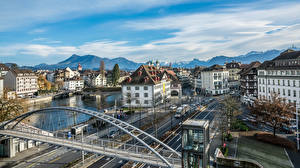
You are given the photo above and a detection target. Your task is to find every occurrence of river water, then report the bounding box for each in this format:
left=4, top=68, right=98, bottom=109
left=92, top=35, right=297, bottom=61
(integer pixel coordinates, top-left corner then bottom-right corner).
left=25, top=93, right=121, bottom=131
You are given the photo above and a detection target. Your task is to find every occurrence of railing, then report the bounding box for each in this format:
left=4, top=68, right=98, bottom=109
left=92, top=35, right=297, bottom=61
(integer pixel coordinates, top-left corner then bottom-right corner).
left=1, top=127, right=181, bottom=167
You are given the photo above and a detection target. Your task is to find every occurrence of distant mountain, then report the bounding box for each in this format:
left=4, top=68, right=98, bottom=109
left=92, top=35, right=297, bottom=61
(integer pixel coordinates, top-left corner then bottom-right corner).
left=32, top=54, right=141, bottom=70
left=171, top=49, right=286, bottom=68
left=26, top=47, right=300, bottom=70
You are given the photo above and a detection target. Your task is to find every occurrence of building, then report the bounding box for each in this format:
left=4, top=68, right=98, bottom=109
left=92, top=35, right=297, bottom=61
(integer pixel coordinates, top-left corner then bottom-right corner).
left=91, top=73, right=106, bottom=87
left=0, top=63, right=9, bottom=77
left=121, top=65, right=171, bottom=107
left=64, top=67, right=80, bottom=79
left=182, top=119, right=210, bottom=168
left=163, top=69, right=182, bottom=97
left=175, top=68, right=191, bottom=87
left=77, top=63, right=82, bottom=71
left=191, top=67, right=204, bottom=94
left=0, top=78, right=3, bottom=98
left=201, top=64, right=229, bottom=95
left=225, top=61, right=241, bottom=91
left=239, top=61, right=261, bottom=105
left=257, top=50, right=300, bottom=107
left=63, top=77, right=84, bottom=91
left=4, top=69, right=38, bottom=98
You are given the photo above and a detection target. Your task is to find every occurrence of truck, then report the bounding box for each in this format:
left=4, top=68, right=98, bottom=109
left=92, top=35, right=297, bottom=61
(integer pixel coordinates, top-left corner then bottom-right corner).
left=175, top=105, right=190, bottom=118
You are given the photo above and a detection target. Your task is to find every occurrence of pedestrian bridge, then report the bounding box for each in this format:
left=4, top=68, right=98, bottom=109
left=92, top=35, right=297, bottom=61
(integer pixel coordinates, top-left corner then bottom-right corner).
left=0, top=107, right=181, bottom=168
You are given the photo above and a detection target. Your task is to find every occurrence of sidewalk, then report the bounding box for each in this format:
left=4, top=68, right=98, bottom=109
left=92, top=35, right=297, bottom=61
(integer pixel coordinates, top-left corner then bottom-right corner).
left=0, top=143, right=51, bottom=168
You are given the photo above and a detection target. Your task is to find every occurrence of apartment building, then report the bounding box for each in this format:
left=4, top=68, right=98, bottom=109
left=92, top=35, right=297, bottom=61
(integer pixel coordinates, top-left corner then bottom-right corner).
left=121, top=65, right=171, bottom=107
left=201, top=64, right=229, bottom=95
left=239, top=61, right=261, bottom=104
left=225, top=61, right=241, bottom=91
left=257, top=50, right=300, bottom=107
left=4, top=69, right=38, bottom=98
left=63, top=77, right=84, bottom=91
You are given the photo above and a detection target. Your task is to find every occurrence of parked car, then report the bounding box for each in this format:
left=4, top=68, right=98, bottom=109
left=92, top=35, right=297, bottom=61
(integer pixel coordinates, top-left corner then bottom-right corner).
left=170, top=105, right=177, bottom=111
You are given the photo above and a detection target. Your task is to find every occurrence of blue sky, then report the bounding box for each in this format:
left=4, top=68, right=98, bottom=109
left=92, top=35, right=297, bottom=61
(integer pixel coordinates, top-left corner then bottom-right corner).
left=1, top=0, right=300, bottom=66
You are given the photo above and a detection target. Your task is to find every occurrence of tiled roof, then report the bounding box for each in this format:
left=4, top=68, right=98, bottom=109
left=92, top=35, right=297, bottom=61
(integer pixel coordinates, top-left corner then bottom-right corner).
left=239, top=61, right=261, bottom=75
left=272, top=49, right=300, bottom=61
left=122, top=65, right=169, bottom=85
left=202, top=64, right=225, bottom=71
left=11, top=69, right=36, bottom=76
left=0, top=64, right=9, bottom=71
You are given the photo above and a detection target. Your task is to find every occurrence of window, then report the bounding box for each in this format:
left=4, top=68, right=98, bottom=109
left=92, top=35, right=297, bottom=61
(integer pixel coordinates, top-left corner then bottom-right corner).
left=268, top=88, right=270, bottom=93
left=283, top=80, right=285, bottom=86
left=144, top=86, right=148, bottom=90
left=283, top=89, right=285, bottom=96
left=288, top=89, right=291, bottom=96
left=144, top=93, right=148, bottom=97
left=126, top=86, right=131, bottom=90
left=293, top=80, right=296, bottom=87
left=273, top=88, right=275, bottom=93
left=144, top=100, right=149, bottom=104
left=294, top=90, right=296, bottom=97
left=273, top=80, right=275, bottom=85
left=268, top=79, right=270, bottom=85
left=136, top=100, right=140, bottom=104
left=259, top=79, right=261, bottom=84
left=262, top=79, right=265, bottom=84
left=135, top=93, right=139, bottom=97
left=135, top=86, right=139, bottom=90
left=278, top=80, right=280, bottom=85
left=259, top=87, right=261, bottom=92
left=263, top=87, right=265, bottom=93
left=278, top=88, right=280, bottom=94
left=288, top=80, right=290, bottom=86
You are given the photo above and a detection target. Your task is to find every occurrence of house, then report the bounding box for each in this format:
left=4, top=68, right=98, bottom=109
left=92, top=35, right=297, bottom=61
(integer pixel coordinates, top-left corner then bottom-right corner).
left=201, top=64, right=229, bottom=95
left=64, top=67, right=80, bottom=79
left=63, top=77, right=84, bottom=91
left=121, top=64, right=171, bottom=107
left=0, top=63, right=9, bottom=77
left=239, top=61, right=261, bottom=105
left=91, top=73, right=106, bottom=87
left=4, top=69, right=38, bottom=98
left=191, top=66, right=204, bottom=94
left=257, top=49, right=300, bottom=108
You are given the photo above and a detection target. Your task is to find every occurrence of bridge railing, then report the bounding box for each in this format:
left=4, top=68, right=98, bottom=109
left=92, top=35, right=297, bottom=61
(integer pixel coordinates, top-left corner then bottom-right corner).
left=9, top=126, right=181, bottom=166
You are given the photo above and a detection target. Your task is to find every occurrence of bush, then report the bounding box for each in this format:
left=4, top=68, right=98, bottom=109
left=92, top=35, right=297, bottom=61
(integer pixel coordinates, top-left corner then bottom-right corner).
left=232, top=120, right=249, bottom=131
left=255, top=133, right=296, bottom=150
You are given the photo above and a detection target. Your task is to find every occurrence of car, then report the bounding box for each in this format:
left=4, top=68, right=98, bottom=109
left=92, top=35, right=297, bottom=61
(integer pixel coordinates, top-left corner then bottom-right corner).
left=170, top=105, right=177, bottom=111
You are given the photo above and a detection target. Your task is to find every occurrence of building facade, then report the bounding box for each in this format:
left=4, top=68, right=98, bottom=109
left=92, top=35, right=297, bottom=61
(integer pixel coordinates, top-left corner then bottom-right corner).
left=201, top=65, right=229, bottom=95
left=121, top=65, right=171, bottom=107
left=4, top=69, right=38, bottom=98
left=225, top=61, right=241, bottom=91
left=0, top=78, right=3, bottom=98
left=0, top=64, right=9, bottom=77
left=63, top=77, right=84, bottom=91
left=258, top=50, right=300, bottom=108
left=91, top=73, right=106, bottom=87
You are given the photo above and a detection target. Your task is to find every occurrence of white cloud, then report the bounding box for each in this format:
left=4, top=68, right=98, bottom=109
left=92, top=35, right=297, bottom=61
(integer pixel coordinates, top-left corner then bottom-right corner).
left=0, top=0, right=193, bottom=31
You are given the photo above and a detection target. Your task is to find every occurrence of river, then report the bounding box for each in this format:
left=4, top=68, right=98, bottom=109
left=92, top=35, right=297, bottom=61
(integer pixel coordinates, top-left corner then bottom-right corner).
left=24, top=92, right=121, bottom=131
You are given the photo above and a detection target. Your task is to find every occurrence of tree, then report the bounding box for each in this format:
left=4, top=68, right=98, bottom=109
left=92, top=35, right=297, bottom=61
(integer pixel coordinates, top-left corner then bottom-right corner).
left=221, top=95, right=241, bottom=131
left=111, top=64, right=120, bottom=86
left=0, top=98, right=23, bottom=122
left=250, top=94, right=295, bottom=136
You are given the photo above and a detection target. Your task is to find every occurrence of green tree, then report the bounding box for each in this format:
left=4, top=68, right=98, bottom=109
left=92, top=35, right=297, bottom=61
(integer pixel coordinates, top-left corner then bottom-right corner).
left=111, top=64, right=120, bottom=86
left=0, top=98, right=23, bottom=122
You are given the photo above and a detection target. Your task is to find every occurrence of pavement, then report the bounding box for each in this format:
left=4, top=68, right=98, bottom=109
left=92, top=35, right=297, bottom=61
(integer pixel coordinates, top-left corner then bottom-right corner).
left=0, top=143, right=51, bottom=168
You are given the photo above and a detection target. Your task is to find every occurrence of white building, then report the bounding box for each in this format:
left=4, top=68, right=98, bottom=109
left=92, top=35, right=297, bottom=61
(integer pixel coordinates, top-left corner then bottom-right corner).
left=201, top=64, right=229, bottom=95
left=258, top=50, right=300, bottom=107
left=121, top=65, right=171, bottom=107
left=91, top=73, right=106, bottom=87
left=4, top=69, right=38, bottom=98
left=64, top=67, right=80, bottom=79
left=63, top=77, right=84, bottom=91
left=0, top=78, right=3, bottom=98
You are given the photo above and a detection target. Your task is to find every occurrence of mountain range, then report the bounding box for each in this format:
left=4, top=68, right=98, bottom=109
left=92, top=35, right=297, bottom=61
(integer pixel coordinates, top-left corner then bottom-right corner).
left=26, top=47, right=299, bottom=70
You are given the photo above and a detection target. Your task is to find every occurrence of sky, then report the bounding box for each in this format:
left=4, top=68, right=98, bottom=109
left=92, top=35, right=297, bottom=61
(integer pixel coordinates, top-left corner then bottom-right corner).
left=1, top=0, right=300, bottom=66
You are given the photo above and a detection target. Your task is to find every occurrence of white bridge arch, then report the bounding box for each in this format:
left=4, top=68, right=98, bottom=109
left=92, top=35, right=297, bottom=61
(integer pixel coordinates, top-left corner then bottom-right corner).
left=0, top=107, right=181, bottom=168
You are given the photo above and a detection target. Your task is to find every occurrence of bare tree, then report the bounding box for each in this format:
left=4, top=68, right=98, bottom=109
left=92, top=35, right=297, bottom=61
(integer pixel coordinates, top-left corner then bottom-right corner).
left=221, top=95, right=241, bottom=130
left=0, top=98, right=23, bottom=122
left=251, top=94, right=295, bottom=136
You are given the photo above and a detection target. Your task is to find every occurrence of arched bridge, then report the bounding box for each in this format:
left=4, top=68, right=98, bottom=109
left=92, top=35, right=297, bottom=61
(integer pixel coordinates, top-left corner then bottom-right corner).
left=0, top=107, right=181, bottom=168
